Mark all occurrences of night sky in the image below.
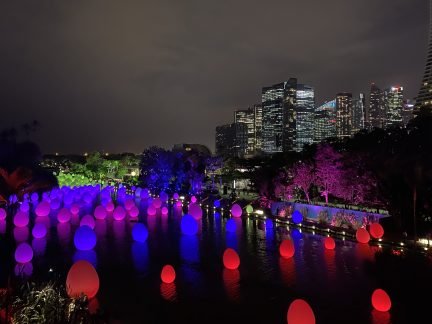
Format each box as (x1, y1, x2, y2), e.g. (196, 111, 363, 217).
(0, 0, 428, 154)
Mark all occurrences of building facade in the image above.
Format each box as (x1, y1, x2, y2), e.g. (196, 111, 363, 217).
(254, 104, 263, 152)
(215, 123, 248, 158)
(351, 93, 366, 135)
(402, 99, 415, 126)
(415, 0, 432, 111)
(336, 93, 352, 139)
(234, 108, 255, 156)
(384, 86, 404, 128)
(369, 83, 385, 129)
(261, 79, 297, 153)
(314, 99, 337, 143)
(295, 84, 315, 151)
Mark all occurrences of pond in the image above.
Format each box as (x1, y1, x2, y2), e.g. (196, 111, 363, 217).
(0, 190, 424, 323)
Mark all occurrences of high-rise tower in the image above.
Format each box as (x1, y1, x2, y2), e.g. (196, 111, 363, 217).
(415, 0, 432, 111)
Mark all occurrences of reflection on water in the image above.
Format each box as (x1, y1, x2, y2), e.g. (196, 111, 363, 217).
(131, 241, 149, 275)
(57, 223, 71, 246)
(160, 282, 177, 302)
(32, 238, 47, 256)
(371, 309, 391, 324)
(14, 227, 29, 242)
(223, 268, 240, 302)
(279, 256, 296, 286)
(14, 262, 33, 277)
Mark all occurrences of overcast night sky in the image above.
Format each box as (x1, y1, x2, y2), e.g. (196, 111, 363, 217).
(0, 0, 429, 154)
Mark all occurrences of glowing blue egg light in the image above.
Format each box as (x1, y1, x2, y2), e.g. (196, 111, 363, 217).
(132, 223, 148, 242)
(32, 223, 47, 239)
(50, 199, 61, 210)
(140, 189, 150, 199)
(173, 193, 179, 200)
(74, 225, 97, 251)
(181, 214, 198, 235)
(15, 242, 33, 263)
(160, 191, 168, 202)
(292, 211, 303, 224)
(226, 219, 236, 233)
(20, 202, 30, 213)
(31, 193, 39, 202)
(214, 200, 220, 208)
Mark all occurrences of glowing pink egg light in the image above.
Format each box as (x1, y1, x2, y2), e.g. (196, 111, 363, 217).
(152, 198, 162, 209)
(223, 248, 240, 270)
(13, 211, 29, 227)
(147, 206, 156, 216)
(35, 201, 50, 217)
(287, 299, 315, 324)
(15, 243, 33, 263)
(0, 208, 6, 220)
(80, 215, 96, 229)
(188, 204, 202, 220)
(191, 196, 197, 204)
(66, 260, 99, 299)
(70, 204, 80, 215)
(129, 206, 140, 218)
(105, 201, 115, 213)
(94, 205, 107, 220)
(161, 265, 176, 283)
(161, 207, 168, 215)
(57, 208, 71, 223)
(113, 206, 126, 221)
(230, 204, 242, 218)
(124, 199, 135, 211)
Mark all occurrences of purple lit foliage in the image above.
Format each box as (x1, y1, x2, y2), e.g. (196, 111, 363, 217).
(291, 162, 315, 203)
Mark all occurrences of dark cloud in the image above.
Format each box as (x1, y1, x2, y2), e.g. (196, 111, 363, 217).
(0, 0, 428, 153)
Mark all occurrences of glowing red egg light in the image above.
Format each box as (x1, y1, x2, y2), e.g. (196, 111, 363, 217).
(223, 248, 240, 270)
(161, 264, 176, 283)
(287, 299, 315, 324)
(371, 289, 391, 312)
(66, 260, 99, 299)
(369, 223, 384, 239)
(356, 228, 370, 244)
(324, 237, 335, 250)
(279, 239, 295, 258)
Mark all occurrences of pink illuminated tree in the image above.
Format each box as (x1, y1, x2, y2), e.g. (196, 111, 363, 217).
(315, 144, 343, 204)
(292, 162, 315, 203)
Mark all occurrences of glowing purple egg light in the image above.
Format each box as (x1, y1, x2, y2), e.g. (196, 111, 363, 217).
(173, 193, 179, 200)
(191, 196, 197, 204)
(50, 199, 61, 210)
(124, 199, 135, 211)
(20, 202, 30, 213)
(152, 198, 162, 209)
(13, 211, 29, 227)
(15, 243, 33, 263)
(189, 204, 203, 220)
(160, 191, 168, 203)
(70, 204, 80, 216)
(175, 201, 182, 208)
(161, 207, 168, 215)
(105, 201, 115, 213)
(147, 206, 156, 216)
(32, 223, 47, 239)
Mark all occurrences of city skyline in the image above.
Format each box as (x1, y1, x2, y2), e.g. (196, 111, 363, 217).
(0, 0, 428, 153)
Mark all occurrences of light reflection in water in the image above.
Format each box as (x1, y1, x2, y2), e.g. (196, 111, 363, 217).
(223, 268, 240, 302)
(32, 238, 47, 256)
(160, 282, 178, 302)
(57, 223, 71, 246)
(14, 227, 29, 242)
(131, 242, 149, 275)
(371, 309, 391, 324)
(73, 249, 97, 268)
(279, 256, 296, 286)
(14, 262, 33, 277)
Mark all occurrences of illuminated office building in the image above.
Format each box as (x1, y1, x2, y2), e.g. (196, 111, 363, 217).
(384, 86, 404, 128)
(336, 93, 352, 139)
(295, 84, 315, 151)
(314, 99, 337, 143)
(351, 93, 366, 135)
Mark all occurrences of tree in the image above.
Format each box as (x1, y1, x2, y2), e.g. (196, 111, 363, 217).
(315, 144, 343, 204)
(291, 161, 315, 203)
(205, 156, 224, 191)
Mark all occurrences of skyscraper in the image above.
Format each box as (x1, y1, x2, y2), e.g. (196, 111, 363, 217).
(351, 93, 366, 135)
(384, 86, 403, 128)
(235, 107, 255, 156)
(215, 123, 248, 158)
(261, 79, 297, 153)
(314, 99, 337, 143)
(369, 83, 385, 129)
(253, 104, 263, 152)
(295, 84, 315, 151)
(415, 0, 432, 111)
(336, 93, 352, 139)
(402, 99, 415, 126)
